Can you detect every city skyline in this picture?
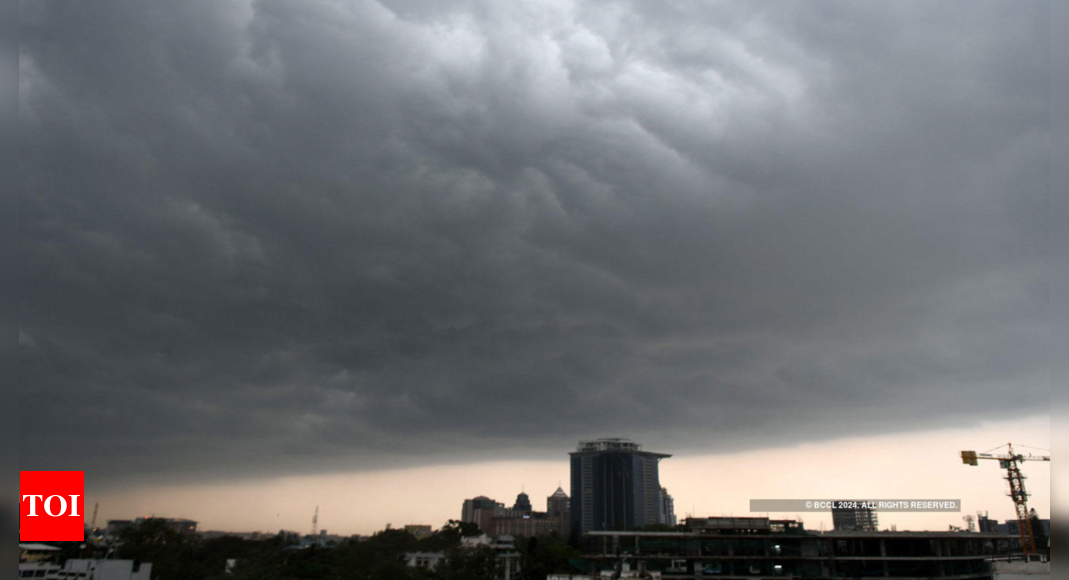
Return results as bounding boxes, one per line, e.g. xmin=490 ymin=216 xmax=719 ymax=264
xmin=83 ymin=416 xmax=1048 ymax=537
xmin=19 ymin=0 xmax=1050 ymax=557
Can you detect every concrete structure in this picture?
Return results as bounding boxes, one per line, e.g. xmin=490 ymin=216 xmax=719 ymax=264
xmin=60 ymin=560 xmax=153 ymax=580
xmin=1004 ymin=519 xmax=1050 ymax=538
xmin=659 ymin=488 xmax=676 ymax=527
xmin=489 ymin=512 xmax=568 ymax=537
xmin=577 ymin=517 xmax=1020 ymax=580
xmin=19 ymin=562 xmax=62 ymax=579
xmin=978 ymin=514 xmax=1050 ymax=553
xmin=404 ymin=551 xmax=447 ymax=570
xmin=570 ymin=438 xmax=671 ymax=535
xmin=550 ymin=561 xmax=663 ymax=580
xmin=990 ymin=560 xmax=1050 ymax=580
xmin=832 ymin=501 xmax=879 ymax=532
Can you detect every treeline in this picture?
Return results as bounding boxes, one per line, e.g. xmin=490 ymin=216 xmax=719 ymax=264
xmin=103 ymin=519 xmax=581 ymax=580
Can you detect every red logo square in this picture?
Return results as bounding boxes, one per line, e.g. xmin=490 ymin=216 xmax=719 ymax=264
xmin=20 ymin=471 xmax=86 ymax=542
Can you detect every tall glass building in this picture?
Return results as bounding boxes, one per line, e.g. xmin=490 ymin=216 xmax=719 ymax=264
xmin=569 ymin=438 xmax=671 ymax=535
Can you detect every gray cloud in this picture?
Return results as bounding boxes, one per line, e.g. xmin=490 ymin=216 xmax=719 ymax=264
xmin=19 ymin=0 xmax=1048 ymax=485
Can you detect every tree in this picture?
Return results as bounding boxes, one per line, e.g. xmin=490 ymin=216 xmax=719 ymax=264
xmin=516 ymin=534 xmax=582 ymax=580
xmin=436 ymin=546 xmax=500 ymax=580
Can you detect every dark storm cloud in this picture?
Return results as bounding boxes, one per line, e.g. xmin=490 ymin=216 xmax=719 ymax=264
xmin=19 ymin=0 xmax=1048 ymax=484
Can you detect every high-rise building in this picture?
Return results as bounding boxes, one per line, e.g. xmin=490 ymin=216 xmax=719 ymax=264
xmin=512 ymin=492 xmax=533 ymax=513
xmin=659 ymin=487 xmax=677 ymax=527
xmin=547 ymin=486 xmax=570 ymax=519
xmin=462 ymin=496 xmax=506 ymax=533
xmin=831 ymin=502 xmax=879 ymax=532
xmin=570 ymin=438 xmax=671 ymax=535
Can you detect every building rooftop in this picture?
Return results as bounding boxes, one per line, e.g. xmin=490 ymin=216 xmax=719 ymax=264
xmin=20 ymin=543 xmax=61 ymax=552
xmin=573 ymin=438 xmax=672 ymax=458
xmin=577 ymin=438 xmax=640 ymax=452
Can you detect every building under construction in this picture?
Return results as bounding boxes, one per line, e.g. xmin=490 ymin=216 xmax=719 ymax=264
xmin=831 ymin=501 xmax=879 ymax=532
xmin=577 ymin=516 xmax=1021 ymax=580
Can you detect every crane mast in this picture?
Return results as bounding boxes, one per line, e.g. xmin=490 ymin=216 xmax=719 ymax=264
xmin=961 ymin=443 xmax=1049 ymax=557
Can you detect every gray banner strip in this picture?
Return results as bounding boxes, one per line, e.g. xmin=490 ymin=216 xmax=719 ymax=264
xmin=750 ymin=499 xmax=961 ymax=513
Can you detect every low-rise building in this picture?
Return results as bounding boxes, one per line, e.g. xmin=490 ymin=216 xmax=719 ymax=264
xmin=19 ymin=560 xmax=153 ymax=580
xmin=19 ymin=562 xmax=61 ymax=579
xmin=404 ymin=551 xmax=447 ymax=570
xmin=577 ymin=516 xmax=1020 ymax=580
xmin=19 ymin=543 xmax=61 ymax=563
xmin=991 ymin=560 xmax=1050 ymax=580
xmin=61 ymin=560 xmax=153 ymax=580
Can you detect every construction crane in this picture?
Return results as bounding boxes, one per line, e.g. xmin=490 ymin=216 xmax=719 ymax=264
xmin=961 ymin=443 xmax=1050 ymax=556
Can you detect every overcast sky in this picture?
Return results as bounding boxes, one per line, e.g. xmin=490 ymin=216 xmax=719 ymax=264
xmin=20 ymin=0 xmax=1048 ymax=495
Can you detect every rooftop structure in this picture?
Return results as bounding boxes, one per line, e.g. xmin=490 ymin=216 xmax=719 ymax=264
xmin=577 ymin=438 xmax=644 ymax=453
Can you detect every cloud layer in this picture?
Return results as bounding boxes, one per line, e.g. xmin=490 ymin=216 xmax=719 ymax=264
xmin=19 ymin=0 xmax=1048 ymax=485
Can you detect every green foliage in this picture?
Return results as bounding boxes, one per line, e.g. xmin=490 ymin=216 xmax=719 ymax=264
xmin=100 ymin=519 xmax=495 ymax=580
xmin=435 ymin=546 xmax=500 ymax=580
xmin=515 ymin=533 xmax=582 ymax=580
xmin=82 ymin=518 xmax=587 ymax=580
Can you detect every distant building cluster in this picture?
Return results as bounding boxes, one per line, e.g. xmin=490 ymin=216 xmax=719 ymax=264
xmin=460 ymin=438 xmax=678 ymax=539
xmin=461 ymin=488 xmax=572 ymax=537
xmin=104 ymin=517 xmax=198 ymax=537
xmin=978 ymin=513 xmax=1051 ymax=538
